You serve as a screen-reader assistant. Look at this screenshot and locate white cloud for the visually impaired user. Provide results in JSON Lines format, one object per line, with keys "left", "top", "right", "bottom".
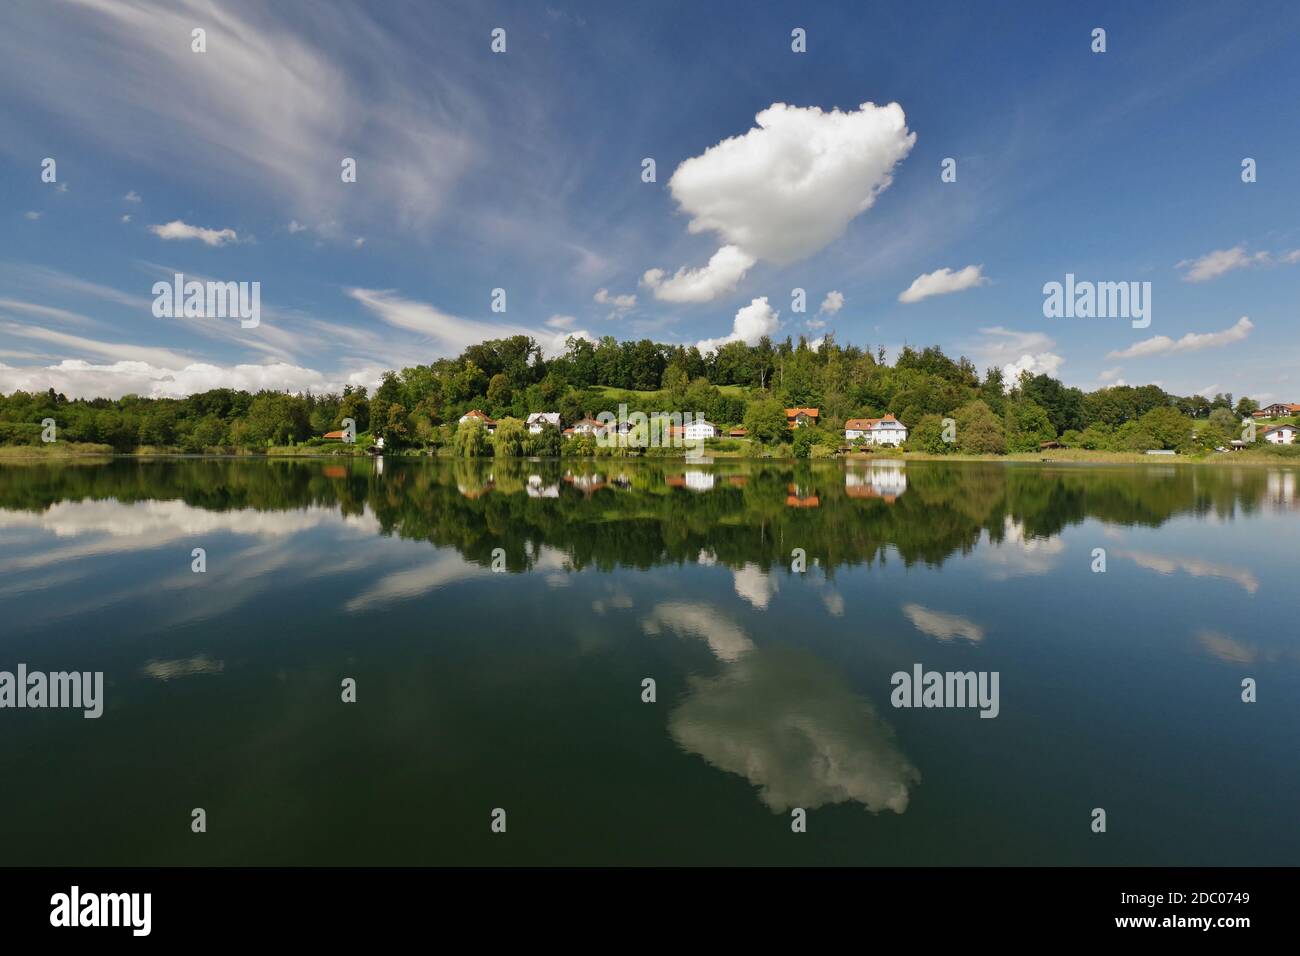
{"left": 0, "top": 357, "right": 381, "bottom": 401}
{"left": 641, "top": 245, "right": 756, "bottom": 303}
{"left": 149, "top": 219, "right": 239, "bottom": 246}
{"left": 642, "top": 602, "right": 756, "bottom": 663}
{"left": 732, "top": 563, "right": 779, "bottom": 609}
{"left": 352, "top": 237, "right": 365, "bottom": 247}
{"left": 818, "top": 290, "right": 844, "bottom": 315}
{"left": 0, "top": 299, "right": 97, "bottom": 328}
{"left": 902, "top": 603, "right": 984, "bottom": 643}
{"left": 287, "top": 220, "right": 307, "bottom": 233}
{"left": 0, "top": 0, "right": 475, "bottom": 231}
{"left": 696, "top": 297, "right": 780, "bottom": 354}
{"left": 645, "top": 101, "right": 915, "bottom": 301}
{"left": 593, "top": 288, "right": 636, "bottom": 315}
{"left": 975, "top": 326, "right": 1063, "bottom": 385}
{"left": 1098, "top": 367, "right": 1123, "bottom": 384}
{"left": 667, "top": 648, "right": 921, "bottom": 814}
{"left": 24, "top": 211, "right": 41, "bottom": 220}
{"left": 898, "top": 264, "right": 988, "bottom": 303}
{"left": 545, "top": 314, "right": 577, "bottom": 329}
{"left": 120, "top": 214, "right": 131, "bottom": 223}
{"left": 123, "top": 190, "right": 141, "bottom": 202}
{"left": 1177, "top": 246, "right": 1269, "bottom": 282}
{"left": 1107, "top": 315, "right": 1253, "bottom": 359}
{"left": 2, "top": 323, "right": 195, "bottom": 368}
{"left": 1116, "top": 550, "right": 1258, "bottom": 594}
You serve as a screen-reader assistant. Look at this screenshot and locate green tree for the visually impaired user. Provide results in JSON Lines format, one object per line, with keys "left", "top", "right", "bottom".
{"left": 956, "top": 400, "right": 1007, "bottom": 454}
{"left": 907, "top": 414, "right": 949, "bottom": 454}
{"left": 491, "top": 417, "right": 527, "bottom": 457}
{"left": 744, "top": 399, "right": 788, "bottom": 445}
{"left": 453, "top": 419, "right": 489, "bottom": 457}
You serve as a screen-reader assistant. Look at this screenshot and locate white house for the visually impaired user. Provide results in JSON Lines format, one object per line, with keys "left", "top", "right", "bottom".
{"left": 845, "top": 415, "right": 908, "bottom": 446}
{"left": 683, "top": 418, "right": 719, "bottom": 441}
{"left": 1264, "top": 424, "right": 1297, "bottom": 445}
{"left": 458, "top": 409, "right": 497, "bottom": 434}
{"left": 568, "top": 418, "right": 605, "bottom": 437}
{"left": 526, "top": 412, "right": 561, "bottom": 433}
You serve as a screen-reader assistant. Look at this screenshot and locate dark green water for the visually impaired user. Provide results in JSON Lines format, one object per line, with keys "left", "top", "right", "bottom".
{"left": 0, "top": 456, "right": 1296, "bottom": 865}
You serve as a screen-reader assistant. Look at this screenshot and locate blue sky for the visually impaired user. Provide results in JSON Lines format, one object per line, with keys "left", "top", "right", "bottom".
{"left": 2, "top": 0, "right": 1298, "bottom": 401}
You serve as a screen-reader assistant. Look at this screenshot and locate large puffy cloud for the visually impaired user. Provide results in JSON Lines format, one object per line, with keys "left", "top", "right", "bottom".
{"left": 645, "top": 101, "right": 916, "bottom": 301}
{"left": 898, "top": 264, "right": 988, "bottom": 303}
{"left": 696, "top": 296, "right": 780, "bottom": 354}
{"left": 1107, "top": 315, "right": 1253, "bottom": 360}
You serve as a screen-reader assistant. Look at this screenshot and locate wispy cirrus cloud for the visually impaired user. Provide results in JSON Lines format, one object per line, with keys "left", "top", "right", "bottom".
{"left": 347, "top": 288, "right": 590, "bottom": 359}
{"left": 0, "top": 0, "right": 477, "bottom": 233}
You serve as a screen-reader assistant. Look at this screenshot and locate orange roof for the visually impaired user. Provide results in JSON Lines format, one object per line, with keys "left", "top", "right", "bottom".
{"left": 845, "top": 415, "right": 900, "bottom": 430}
{"left": 785, "top": 407, "right": 819, "bottom": 418}
{"left": 785, "top": 495, "right": 820, "bottom": 508}
{"left": 322, "top": 430, "right": 346, "bottom": 440}
{"left": 461, "top": 410, "right": 496, "bottom": 424}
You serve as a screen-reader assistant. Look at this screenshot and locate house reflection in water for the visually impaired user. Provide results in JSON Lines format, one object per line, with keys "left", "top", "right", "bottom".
{"left": 563, "top": 471, "right": 606, "bottom": 494}
{"left": 1266, "top": 469, "right": 1296, "bottom": 508}
{"left": 845, "top": 461, "right": 907, "bottom": 502}
{"left": 666, "top": 469, "right": 716, "bottom": 492}
{"left": 786, "top": 483, "right": 820, "bottom": 508}
{"left": 527, "top": 475, "right": 560, "bottom": 498}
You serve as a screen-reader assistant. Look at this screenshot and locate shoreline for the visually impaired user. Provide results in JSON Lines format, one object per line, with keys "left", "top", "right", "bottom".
{"left": 2, "top": 444, "right": 1295, "bottom": 467}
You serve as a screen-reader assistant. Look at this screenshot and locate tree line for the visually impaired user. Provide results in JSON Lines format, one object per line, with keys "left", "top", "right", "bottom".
{"left": 0, "top": 332, "right": 1270, "bottom": 455}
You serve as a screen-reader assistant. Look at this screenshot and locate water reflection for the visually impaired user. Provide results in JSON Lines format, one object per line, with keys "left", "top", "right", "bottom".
{"left": 845, "top": 460, "right": 907, "bottom": 502}
{"left": 0, "top": 456, "right": 1292, "bottom": 586}
{"left": 668, "top": 645, "right": 921, "bottom": 814}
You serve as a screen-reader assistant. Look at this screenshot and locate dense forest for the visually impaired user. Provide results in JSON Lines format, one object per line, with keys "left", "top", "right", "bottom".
{"left": 0, "top": 332, "right": 1280, "bottom": 456}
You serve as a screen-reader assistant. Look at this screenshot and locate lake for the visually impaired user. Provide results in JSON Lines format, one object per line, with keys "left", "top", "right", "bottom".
{"left": 1, "top": 456, "right": 1296, "bottom": 865}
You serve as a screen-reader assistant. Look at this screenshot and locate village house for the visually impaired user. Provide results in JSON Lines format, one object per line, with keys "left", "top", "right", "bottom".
{"left": 1263, "top": 424, "right": 1297, "bottom": 445}
{"left": 844, "top": 414, "right": 909, "bottom": 446}
{"left": 322, "top": 429, "right": 347, "bottom": 441}
{"left": 728, "top": 426, "right": 748, "bottom": 438}
{"left": 786, "top": 407, "right": 819, "bottom": 429}
{"left": 683, "top": 418, "right": 719, "bottom": 441}
{"left": 458, "top": 409, "right": 497, "bottom": 434}
{"left": 1254, "top": 402, "right": 1300, "bottom": 419}
{"left": 567, "top": 417, "right": 606, "bottom": 437}
{"left": 525, "top": 412, "right": 561, "bottom": 433}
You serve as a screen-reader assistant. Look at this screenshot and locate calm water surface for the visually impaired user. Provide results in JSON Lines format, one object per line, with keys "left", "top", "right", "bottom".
{"left": 1, "top": 456, "right": 1296, "bottom": 865}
